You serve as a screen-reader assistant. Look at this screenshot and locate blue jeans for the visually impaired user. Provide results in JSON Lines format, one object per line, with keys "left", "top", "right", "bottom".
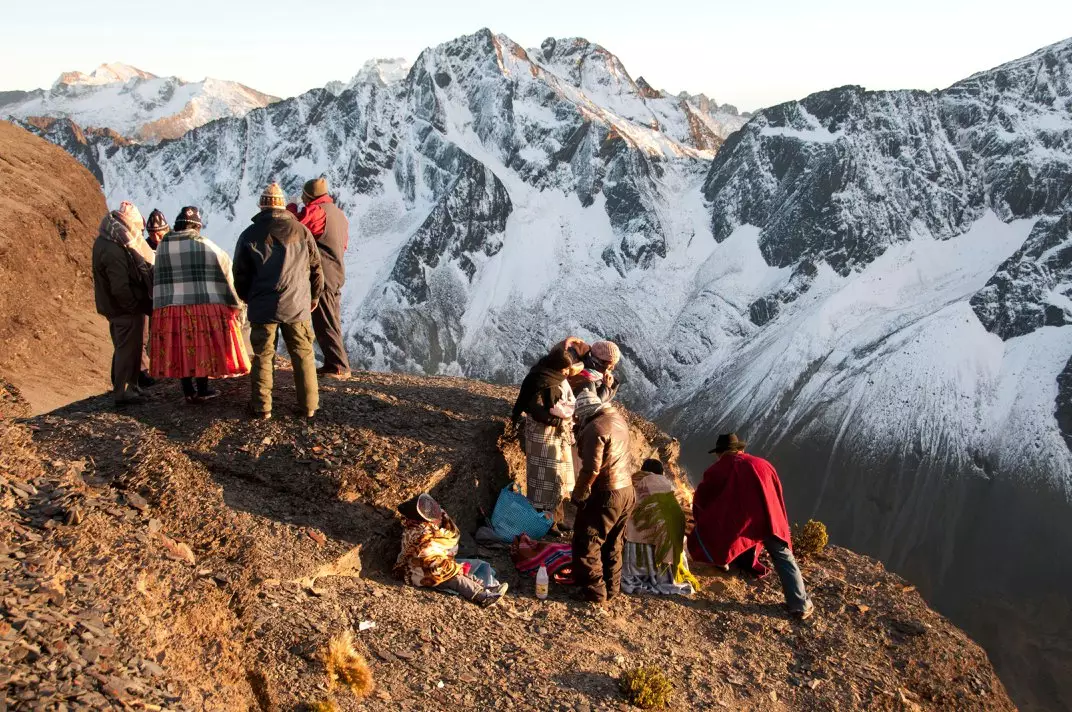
{"left": 765, "top": 537, "right": 811, "bottom": 613}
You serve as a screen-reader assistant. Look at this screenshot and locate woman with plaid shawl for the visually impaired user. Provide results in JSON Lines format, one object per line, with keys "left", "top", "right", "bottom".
{"left": 511, "top": 339, "right": 587, "bottom": 530}
{"left": 149, "top": 207, "right": 250, "bottom": 403}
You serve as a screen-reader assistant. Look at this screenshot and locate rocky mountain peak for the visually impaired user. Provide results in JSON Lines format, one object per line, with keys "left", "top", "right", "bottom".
{"left": 55, "top": 62, "right": 157, "bottom": 88}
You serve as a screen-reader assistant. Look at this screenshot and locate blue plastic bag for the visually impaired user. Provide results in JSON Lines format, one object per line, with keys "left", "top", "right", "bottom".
{"left": 490, "top": 483, "right": 552, "bottom": 542}
{"left": 457, "top": 559, "right": 499, "bottom": 587}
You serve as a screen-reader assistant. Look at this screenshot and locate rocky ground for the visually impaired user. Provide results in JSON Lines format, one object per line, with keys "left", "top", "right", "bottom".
{"left": 0, "top": 369, "right": 1014, "bottom": 710}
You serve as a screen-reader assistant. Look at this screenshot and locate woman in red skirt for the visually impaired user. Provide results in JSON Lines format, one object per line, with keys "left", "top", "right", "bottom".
{"left": 149, "top": 206, "right": 250, "bottom": 403}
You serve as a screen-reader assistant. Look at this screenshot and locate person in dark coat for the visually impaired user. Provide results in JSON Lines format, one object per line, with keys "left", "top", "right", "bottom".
{"left": 688, "top": 433, "right": 814, "bottom": 619}
{"left": 232, "top": 183, "right": 325, "bottom": 419}
{"left": 296, "top": 177, "right": 352, "bottom": 378}
{"left": 92, "top": 202, "right": 155, "bottom": 407}
{"left": 570, "top": 395, "right": 635, "bottom": 604}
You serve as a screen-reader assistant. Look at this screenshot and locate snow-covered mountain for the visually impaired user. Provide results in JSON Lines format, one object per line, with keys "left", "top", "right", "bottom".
{"left": 14, "top": 30, "right": 1072, "bottom": 709}
{"left": 1, "top": 63, "right": 278, "bottom": 142}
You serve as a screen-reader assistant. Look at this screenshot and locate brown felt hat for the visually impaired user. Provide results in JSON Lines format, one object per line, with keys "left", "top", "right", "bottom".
{"left": 302, "top": 177, "right": 329, "bottom": 200}
{"left": 709, "top": 433, "right": 747, "bottom": 454}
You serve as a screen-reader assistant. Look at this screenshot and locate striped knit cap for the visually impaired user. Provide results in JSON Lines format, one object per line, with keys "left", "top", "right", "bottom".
{"left": 146, "top": 208, "right": 169, "bottom": 233}
{"left": 259, "top": 183, "right": 286, "bottom": 210}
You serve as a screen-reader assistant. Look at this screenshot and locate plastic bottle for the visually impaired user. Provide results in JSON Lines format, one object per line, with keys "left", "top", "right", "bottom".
{"left": 535, "top": 565, "right": 549, "bottom": 600}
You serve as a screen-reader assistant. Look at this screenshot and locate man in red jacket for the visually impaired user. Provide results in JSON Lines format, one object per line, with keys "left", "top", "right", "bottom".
{"left": 688, "top": 433, "right": 814, "bottom": 619}
{"left": 296, "top": 177, "right": 352, "bottom": 378}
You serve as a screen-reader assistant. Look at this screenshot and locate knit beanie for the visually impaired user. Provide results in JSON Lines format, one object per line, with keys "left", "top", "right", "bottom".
{"left": 574, "top": 393, "right": 606, "bottom": 425}
{"left": 173, "top": 206, "right": 202, "bottom": 231}
{"left": 146, "top": 208, "right": 169, "bottom": 233}
{"left": 115, "top": 201, "right": 144, "bottom": 235}
{"left": 302, "top": 177, "right": 329, "bottom": 201}
{"left": 259, "top": 183, "right": 287, "bottom": 211}
{"left": 590, "top": 341, "right": 621, "bottom": 368}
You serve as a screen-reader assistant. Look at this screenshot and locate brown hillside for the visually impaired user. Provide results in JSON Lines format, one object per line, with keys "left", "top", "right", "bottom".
{"left": 0, "top": 121, "right": 110, "bottom": 415}
{"left": 0, "top": 369, "right": 1014, "bottom": 710}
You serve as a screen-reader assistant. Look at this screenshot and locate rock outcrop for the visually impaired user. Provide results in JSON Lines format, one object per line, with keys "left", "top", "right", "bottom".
{"left": 0, "top": 121, "right": 111, "bottom": 415}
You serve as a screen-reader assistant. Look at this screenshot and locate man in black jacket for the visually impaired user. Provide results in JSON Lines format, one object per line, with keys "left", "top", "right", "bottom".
{"left": 233, "top": 183, "right": 325, "bottom": 419}
{"left": 296, "top": 177, "right": 352, "bottom": 378}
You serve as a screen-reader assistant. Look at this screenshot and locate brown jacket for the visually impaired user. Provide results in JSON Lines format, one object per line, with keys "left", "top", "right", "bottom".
{"left": 575, "top": 406, "right": 632, "bottom": 495}
{"left": 92, "top": 213, "right": 154, "bottom": 319}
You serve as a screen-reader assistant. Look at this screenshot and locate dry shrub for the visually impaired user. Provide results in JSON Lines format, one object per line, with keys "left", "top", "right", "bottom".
{"left": 620, "top": 666, "right": 673, "bottom": 709}
{"left": 794, "top": 519, "right": 829, "bottom": 555}
{"left": 306, "top": 698, "right": 340, "bottom": 712}
{"left": 325, "top": 631, "right": 374, "bottom": 699}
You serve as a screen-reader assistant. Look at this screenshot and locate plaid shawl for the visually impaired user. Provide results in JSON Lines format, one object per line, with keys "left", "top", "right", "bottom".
{"left": 152, "top": 230, "right": 241, "bottom": 309}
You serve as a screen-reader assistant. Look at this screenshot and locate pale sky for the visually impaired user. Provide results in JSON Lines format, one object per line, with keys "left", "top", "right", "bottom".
{"left": 4, "top": 0, "right": 1070, "bottom": 112}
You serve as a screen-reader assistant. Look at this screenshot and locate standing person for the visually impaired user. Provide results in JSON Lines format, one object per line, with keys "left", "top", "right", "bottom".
{"left": 570, "top": 395, "right": 634, "bottom": 604}
{"left": 296, "top": 177, "right": 351, "bottom": 379}
{"left": 569, "top": 339, "right": 620, "bottom": 402}
{"left": 232, "top": 183, "right": 324, "bottom": 420}
{"left": 393, "top": 493, "right": 508, "bottom": 608}
{"left": 570, "top": 339, "right": 621, "bottom": 411}
{"left": 145, "top": 209, "right": 170, "bottom": 250}
{"left": 687, "top": 433, "right": 814, "bottom": 619}
{"left": 149, "top": 207, "right": 250, "bottom": 403}
{"left": 92, "top": 202, "right": 154, "bottom": 407}
{"left": 511, "top": 341, "right": 584, "bottom": 529}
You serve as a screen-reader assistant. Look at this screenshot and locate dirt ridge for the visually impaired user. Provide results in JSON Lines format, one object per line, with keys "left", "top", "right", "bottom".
{"left": 0, "top": 369, "right": 1014, "bottom": 710}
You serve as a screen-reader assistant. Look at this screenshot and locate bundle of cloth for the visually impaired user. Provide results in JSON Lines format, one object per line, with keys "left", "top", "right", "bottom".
{"left": 621, "top": 459, "right": 699, "bottom": 596}
{"left": 510, "top": 533, "right": 574, "bottom": 584}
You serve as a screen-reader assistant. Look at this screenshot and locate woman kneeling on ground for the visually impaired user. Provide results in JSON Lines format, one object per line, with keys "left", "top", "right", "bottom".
{"left": 149, "top": 206, "right": 250, "bottom": 403}
{"left": 393, "top": 493, "right": 508, "bottom": 608}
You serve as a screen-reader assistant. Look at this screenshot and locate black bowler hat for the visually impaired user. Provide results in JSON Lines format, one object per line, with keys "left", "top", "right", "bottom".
{"left": 708, "top": 433, "right": 747, "bottom": 455}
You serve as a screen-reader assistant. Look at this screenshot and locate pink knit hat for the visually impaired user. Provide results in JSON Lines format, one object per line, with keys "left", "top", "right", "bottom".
{"left": 590, "top": 340, "right": 621, "bottom": 367}
{"left": 115, "top": 201, "right": 144, "bottom": 234}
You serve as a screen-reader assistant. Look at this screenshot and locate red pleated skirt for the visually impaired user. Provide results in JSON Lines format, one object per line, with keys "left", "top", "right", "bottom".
{"left": 149, "top": 304, "right": 251, "bottom": 379}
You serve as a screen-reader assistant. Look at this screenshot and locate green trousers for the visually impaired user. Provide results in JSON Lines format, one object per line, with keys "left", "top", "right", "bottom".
{"left": 249, "top": 321, "right": 319, "bottom": 415}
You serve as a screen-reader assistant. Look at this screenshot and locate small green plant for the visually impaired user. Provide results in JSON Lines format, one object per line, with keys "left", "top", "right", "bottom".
{"left": 794, "top": 519, "right": 829, "bottom": 555}
{"left": 620, "top": 666, "right": 673, "bottom": 709}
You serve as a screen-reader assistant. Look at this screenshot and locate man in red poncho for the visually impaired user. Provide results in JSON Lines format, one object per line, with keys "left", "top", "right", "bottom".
{"left": 688, "top": 433, "right": 814, "bottom": 619}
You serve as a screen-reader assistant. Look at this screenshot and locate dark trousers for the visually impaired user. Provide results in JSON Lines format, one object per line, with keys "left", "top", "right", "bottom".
{"left": 311, "top": 288, "right": 350, "bottom": 374}
{"left": 765, "top": 537, "right": 811, "bottom": 613}
{"left": 108, "top": 315, "right": 144, "bottom": 403}
{"left": 436, "top": 573, "right": 484, "bottom": 601}
{"left": 180, "top": 377, "right": 209, "bottom": 398}
{"left": 249, "top": 321, "right": 319, "bottom": 414}
{"left": 572, "top": 486, "right": 636, "bottom": 602}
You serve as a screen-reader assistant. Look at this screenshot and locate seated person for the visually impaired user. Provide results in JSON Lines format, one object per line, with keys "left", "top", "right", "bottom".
{"left": 687, "top": 434, "right": 814, "bottom": 619}
{"left": 393, "top": 493, "right": 508, "bottom": 608}
{"left": 622, "top": 459, "right": 699, "bottom": 595}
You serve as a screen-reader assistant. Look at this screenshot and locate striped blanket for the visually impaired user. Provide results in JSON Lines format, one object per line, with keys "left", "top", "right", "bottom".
{"left": 152, "top": 229, "right": 241, "bottom": 309}
{"left": 511, "top": 534, "right": 574, "bottom": 584}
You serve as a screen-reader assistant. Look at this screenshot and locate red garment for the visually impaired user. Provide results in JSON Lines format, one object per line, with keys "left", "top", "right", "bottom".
{"left": 149, "top": 304, "right": 251, "bottom": 379}
{"left": 297, "top": 195, "right": 331, "bottom": 240}
{"left": 687, "top": 452, "right": 793, "bottom": 577}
